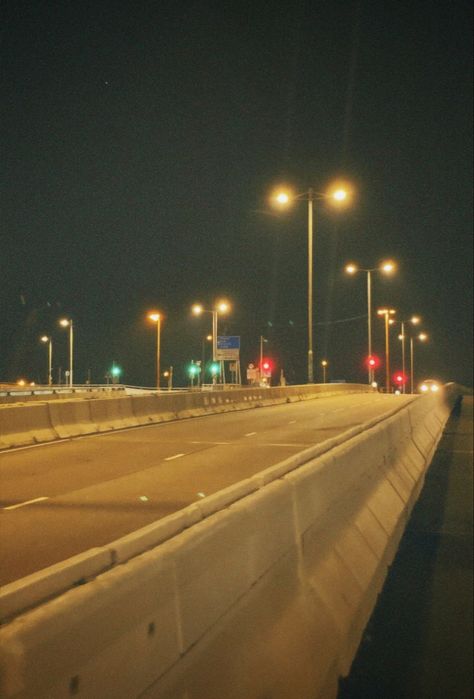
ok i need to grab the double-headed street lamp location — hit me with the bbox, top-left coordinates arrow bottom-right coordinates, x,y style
273,182 -> 352,384
377,308 -> 396,392
40,335 -> 53,386
59,318 -> 73,387
147,312 -> 162,390
192,300 -> 231,382
345,261 -> 396,383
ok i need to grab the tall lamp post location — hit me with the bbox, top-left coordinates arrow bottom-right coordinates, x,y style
345,260 -> 396,383
397,316 -> 421,393
377,308 -> 396,392
192,300 -> 230,383
321,359 -> 328,383
410,332 -> 428,394
147,312 -> 162,390
273,182 -> 352,384
59,318 -> 73,387
40,335 -> 53,386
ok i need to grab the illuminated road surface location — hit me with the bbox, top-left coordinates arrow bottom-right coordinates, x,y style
0,393 -> 413,584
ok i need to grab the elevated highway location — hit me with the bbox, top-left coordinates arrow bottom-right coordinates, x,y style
1,392 -> 403,584
0,385 -> 460,698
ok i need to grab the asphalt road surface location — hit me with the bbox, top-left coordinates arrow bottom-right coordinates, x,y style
0,393 -> 412,585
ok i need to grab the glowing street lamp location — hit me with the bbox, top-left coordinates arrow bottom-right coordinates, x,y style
321,359 -> 328,384
147,312 -> 162,390
59,318 -> 73,387
192,300 -> 231,381
345,260 -> 396,383
272,181 -> 353,383
397,315 -> 421,393
40,335 -> 53,386
410,331 -> 428,394
377,308 -> 396,392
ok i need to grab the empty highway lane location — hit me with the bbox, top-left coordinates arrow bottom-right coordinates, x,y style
0,393 -> 412,584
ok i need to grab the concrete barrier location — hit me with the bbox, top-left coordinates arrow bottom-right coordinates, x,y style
88,396 -> 138,432
47,399 -> 98,438
0,390 -> 459,698
0,403 -> 58,449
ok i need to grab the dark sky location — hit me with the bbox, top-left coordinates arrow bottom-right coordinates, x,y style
1,0 -> 472,387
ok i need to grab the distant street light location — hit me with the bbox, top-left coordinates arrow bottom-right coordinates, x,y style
40,335 -> 53,386
345,260 -> 396,383
321,359 -> 328,383
377,308 -> 396,392
397,316 -> 421,393
147,312 -> 162,390
410,332 -> 428,394
192,300 -> 231,383
272,181 -> 353,384
59,318 -> 73,387
163,366 -> 173,391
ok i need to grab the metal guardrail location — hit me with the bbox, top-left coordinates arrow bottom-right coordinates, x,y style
0,384 -> 126,397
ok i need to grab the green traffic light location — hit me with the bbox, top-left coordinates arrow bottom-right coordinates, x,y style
111,366 -> 122,377
210,363 -> 220,375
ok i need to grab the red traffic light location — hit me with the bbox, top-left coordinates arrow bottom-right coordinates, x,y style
392,371 -> 407,385
365,354 -> 381,369
260,358 -> 273,377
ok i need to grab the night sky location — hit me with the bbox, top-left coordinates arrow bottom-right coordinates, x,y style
2,1 -> 472,388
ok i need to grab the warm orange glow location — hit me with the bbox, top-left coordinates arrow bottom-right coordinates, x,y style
326,180 -> 353,206
345,263 -> 357,274
377,308 -> 396,316
418,332 -> 428,341
411,315 -> 421,325
215,300 -> 230,314
148,312 -> 161,322
271,186 -> 295,207
381,260 -> 396,274
192,303 -> 204,316
40,335 -> 49,343
59,318 -> 70,327
321,360 -> 328,367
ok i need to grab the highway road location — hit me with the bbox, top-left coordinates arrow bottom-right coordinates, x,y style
0,392 -> 413,585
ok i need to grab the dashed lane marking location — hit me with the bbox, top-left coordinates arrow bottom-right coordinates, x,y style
164,453 -> 186,461
4,496 -> 49,511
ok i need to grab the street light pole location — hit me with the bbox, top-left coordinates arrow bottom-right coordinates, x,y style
274,183 -> 351,386
345,261 -> 396,385
367,270 -> 372,383
307,188 -> 314,384
41,336 -> 53,386
147,312 -> 162,390
321,359 -> 328,383
377,308 -> 396,393
59,319 -> 73,387
401,321 -> 406,393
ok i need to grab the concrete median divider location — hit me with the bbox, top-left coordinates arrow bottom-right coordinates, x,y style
47,399 -> 98,438
0,390 -> 460,698
0,403 -> 58,449
88,396 -> 138,432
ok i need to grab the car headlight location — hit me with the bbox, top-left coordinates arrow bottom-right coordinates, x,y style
421,384 -> 428,392
431,384 -> 439,392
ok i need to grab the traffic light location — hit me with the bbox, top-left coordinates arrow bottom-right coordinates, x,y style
365,354 -> 381,370
210,362 -> 220,375
393,371 -> 407,386
260,358 -> 273,378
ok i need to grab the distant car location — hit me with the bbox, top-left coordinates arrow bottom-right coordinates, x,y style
419,379 -> 440,393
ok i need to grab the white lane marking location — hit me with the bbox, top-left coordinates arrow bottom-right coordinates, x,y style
288,420 -> 297,424
265,443 -> 309,448
197,492 -> 206,498
190,441 -> 230,445
244,432 -> 257,437
164,453 -> 186,461
4,496 -> 49,511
